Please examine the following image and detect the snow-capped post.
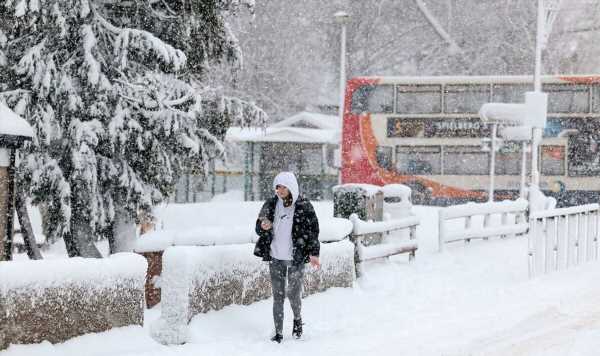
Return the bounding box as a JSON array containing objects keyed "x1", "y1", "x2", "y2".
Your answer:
[{"x1": 0, "y1": 103, "x2": 33, "y2": 261}]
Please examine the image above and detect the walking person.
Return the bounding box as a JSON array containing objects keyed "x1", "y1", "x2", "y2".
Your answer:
[{"x1": 254, "y1": 171, "x2": 320, "y2": 343}]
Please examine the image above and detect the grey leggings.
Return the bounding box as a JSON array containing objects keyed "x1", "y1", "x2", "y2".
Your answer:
[{"x1": 269, "y1": 259, "x2": 304, "y2": 334}]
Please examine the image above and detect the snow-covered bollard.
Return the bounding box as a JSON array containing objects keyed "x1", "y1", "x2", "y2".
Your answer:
[
  {"x1": 151, "y1": 241, "x2": 355, "y2": 345},
  {"x1": 0, "y1": 253, "x2": 147, "y2": 350}
]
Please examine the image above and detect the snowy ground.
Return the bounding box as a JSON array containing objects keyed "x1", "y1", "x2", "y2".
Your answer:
[{"x1": 3, "y1": 203, "x2": 600, "y2": 356}]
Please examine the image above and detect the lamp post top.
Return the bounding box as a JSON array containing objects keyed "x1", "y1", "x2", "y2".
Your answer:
[
  {"x1": 334, "y1": 11, "x2": 350, "y2": 23},
  {"x1": 0, "y1": 102, "x2": 34, "y2": 148}
]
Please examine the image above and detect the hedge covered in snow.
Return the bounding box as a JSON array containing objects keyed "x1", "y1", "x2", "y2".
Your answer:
[
  {"x1": 151, "y1": 241, "x2": 355, "y2": 345},
  {"x1": 0, "y1": 253, "x2": 147, "y2": 349}
]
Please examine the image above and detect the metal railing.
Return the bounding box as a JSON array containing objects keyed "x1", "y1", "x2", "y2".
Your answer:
[{"x1": 528, "y1": 204, "x2": 599, "y2": 277}]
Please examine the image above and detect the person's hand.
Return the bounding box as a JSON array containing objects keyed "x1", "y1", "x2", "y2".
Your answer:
[
  {"x1": 309, "y1": 256, "x2": 321, "y2": 269},
  {"x1": 260, "y1": 219, "x2": 272, "y2": 231}
]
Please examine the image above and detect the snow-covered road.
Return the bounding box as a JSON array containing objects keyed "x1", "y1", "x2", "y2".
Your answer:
[{"x1": 3, "y1": 205, "x2": 600, "y2": 356}]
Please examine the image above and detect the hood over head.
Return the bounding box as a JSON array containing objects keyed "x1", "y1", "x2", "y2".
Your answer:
[{"x1": 273, "y1": 171, "x2": 299, "y2": 204}]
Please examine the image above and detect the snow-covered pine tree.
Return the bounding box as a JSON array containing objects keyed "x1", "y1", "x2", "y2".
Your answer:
[
  {"x1": 0, "y1": 0, "x2": 263, "y2": 257},
  {"x1": 100, "y1": 0, "x2": 265, "y2": 253}
]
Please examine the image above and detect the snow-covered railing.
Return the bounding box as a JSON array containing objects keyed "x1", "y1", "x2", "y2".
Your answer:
[
  {"x1": 529, "y1": 204, "x2": 599, "y2": 277},
  {"x1": 349, "y1": 213, "x2": 419, "y2": 277},
  {"x1": 438, "y1": 199, "x2": 529, "y2": 251},
  {"x1": 0, "y1": 254, "x2": 147, "y2": 350},
  {"x1": 151, "y1": 242, "x2": 355, "y2": 345},
  {"x1": 136, "y1": 218, "x2": 353, "y2": 308},
  {"x1": 136, "y1": 218, "x2": 353, "y2": 252}
]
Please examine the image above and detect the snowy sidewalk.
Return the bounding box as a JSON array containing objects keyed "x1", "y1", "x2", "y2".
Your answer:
[{"x1": 3, "y1": 206, "x2": 600, "y2": 356}]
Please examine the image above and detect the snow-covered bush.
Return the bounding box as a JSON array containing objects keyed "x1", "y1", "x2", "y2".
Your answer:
[
  {"x1": 333, "y1": 184, "x2": 384, "y2": 221},
  {"x1": 0, "y1": 253, "x2": 147, "y2": 349},
  {"x1": 151, "y1": 242, "x2": 355, "y2": 345}
]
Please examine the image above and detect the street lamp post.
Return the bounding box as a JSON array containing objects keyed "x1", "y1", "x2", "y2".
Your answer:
[
  {"x1": 334, "y1": 10, "x2": 350, "y2": 184},
  {"x1": 530, "y1": 0, "x2": 547, "y2": 188}
]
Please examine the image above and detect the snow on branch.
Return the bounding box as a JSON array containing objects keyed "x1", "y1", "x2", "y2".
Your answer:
[
  {"x1": 413, "y1": 0, "x2": 463, "y2": 54},
  {"x1": 91, "y1": 3, "x2": 186, "y2": 71}
]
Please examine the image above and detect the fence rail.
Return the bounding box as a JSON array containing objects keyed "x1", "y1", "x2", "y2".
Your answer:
[
  {"x1": 529, "y1": 203, "x2": 600, "y2": 277},
  {"x1": 438, "y1": 199, "x2": 529, "y2": 251},
  {"x1": 349, "y1": 213, "x2": 419, "y2": 277}
]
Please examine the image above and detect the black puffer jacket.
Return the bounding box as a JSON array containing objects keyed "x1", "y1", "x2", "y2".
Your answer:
[{"x1": 254, "y1": 195, "x2": 320, "y2": 265}]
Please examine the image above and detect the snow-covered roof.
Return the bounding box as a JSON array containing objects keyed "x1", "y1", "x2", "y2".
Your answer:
[
  {"x1": 226, "y1": 111, "x2": 340, "y2": 144},
  {"x1": 270, "y1": 111, "x2": 339, "y2": 130},
  {"x1": 226, "y1": 126, "x2": 339, "y2": 144},
  {"x1": 0, "y1": 103, "x2": 34, "y2": 141}
]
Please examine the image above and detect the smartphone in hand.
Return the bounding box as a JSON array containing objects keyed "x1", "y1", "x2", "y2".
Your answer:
[{"x1": 260, "y1": 217, "x2": 272, "y2": 231}]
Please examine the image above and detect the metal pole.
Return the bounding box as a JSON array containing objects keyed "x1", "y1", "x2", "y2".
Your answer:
[
  {"x1": 489, "y1": 124, "x2": 497, "y2": 202},
  {"x1": 337, "y1": 20, "x2": 347, "y2": 185},
  {"x1": 520, "y1": 142, "x2": 528, "y2": 198},
  {"x1": 250, "y1": 142, "x2": 255, "y2": 201},
  {"x1": 531, "y1": 0, "x2": 545, "y2": 186},
  {"x1": 534, "y1": 0, "x2": 544, "y2": 93},
  {"x1": 244, "y1": 142, "x2": 250, "y2": 201},
  {"x1": 339, "y1": 22, "x2": 347, "y2": 122}
]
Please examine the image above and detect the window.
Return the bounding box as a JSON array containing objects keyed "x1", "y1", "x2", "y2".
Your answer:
[
  {"x1": 443, "y1": 146, "x2": 488, "y2": 175},
  {"x1": 301, "y1": 145, "x2": 323, "y2": 174},
  {"x1": 495, "y1": 143, "x2": 528, "y2": 175},
  {"x1": 376, "y1": 146, "x2": 394, "y2": 170},
  {"x1": 396, "y1": 85, "x2": 441, "y2": 114},
  {"x1": 396, "y1": 146, "x2": 441, "y2": 175},
  {"x1": 541, "y1": 145, "x2": 565, "y2": 176},
  {"x1": 544, "y1": 84, "x2": 589, "y2": 113},
  {"x1": 445, "y1": 85, "x2": 490, "y2": 113},
  {"x1": 492, "y1": 84, "x2": 531, "y2": 103},
  {"x1": 593, "y1": 85, "x2": 600, "y2": 113},
  {"x1": 351, "y1": 85, "x2": 394, "y2": 113},
  {"x1": 568, "y1": 134, "x2": 600, "y2": 177}
]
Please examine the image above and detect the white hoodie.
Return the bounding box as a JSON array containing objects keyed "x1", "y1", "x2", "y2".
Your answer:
[{"x1": 270, "y1": 172, "x2": 299, "y2": 261}]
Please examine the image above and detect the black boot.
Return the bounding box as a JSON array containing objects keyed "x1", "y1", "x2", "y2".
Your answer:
[
  {"x1": 292, "y1": 319, "x2": 303, "y2": 339},
  {"x1": 271, "y1": 333, "x2": 283, "y2": 343}
]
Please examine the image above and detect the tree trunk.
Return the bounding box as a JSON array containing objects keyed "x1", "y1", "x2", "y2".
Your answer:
[
  {"x1": 14, "y1": 188, "x2": 42, "y2": 260},
  {"x1": 109, "y1": 204, "x2": 137, "y2": 254},
  {"x1": 68, "y1": 196, "x2": 102, "y2": 258},
  {"x1": 69, "y1": 219, "x2": 102, "y2": 258}
]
